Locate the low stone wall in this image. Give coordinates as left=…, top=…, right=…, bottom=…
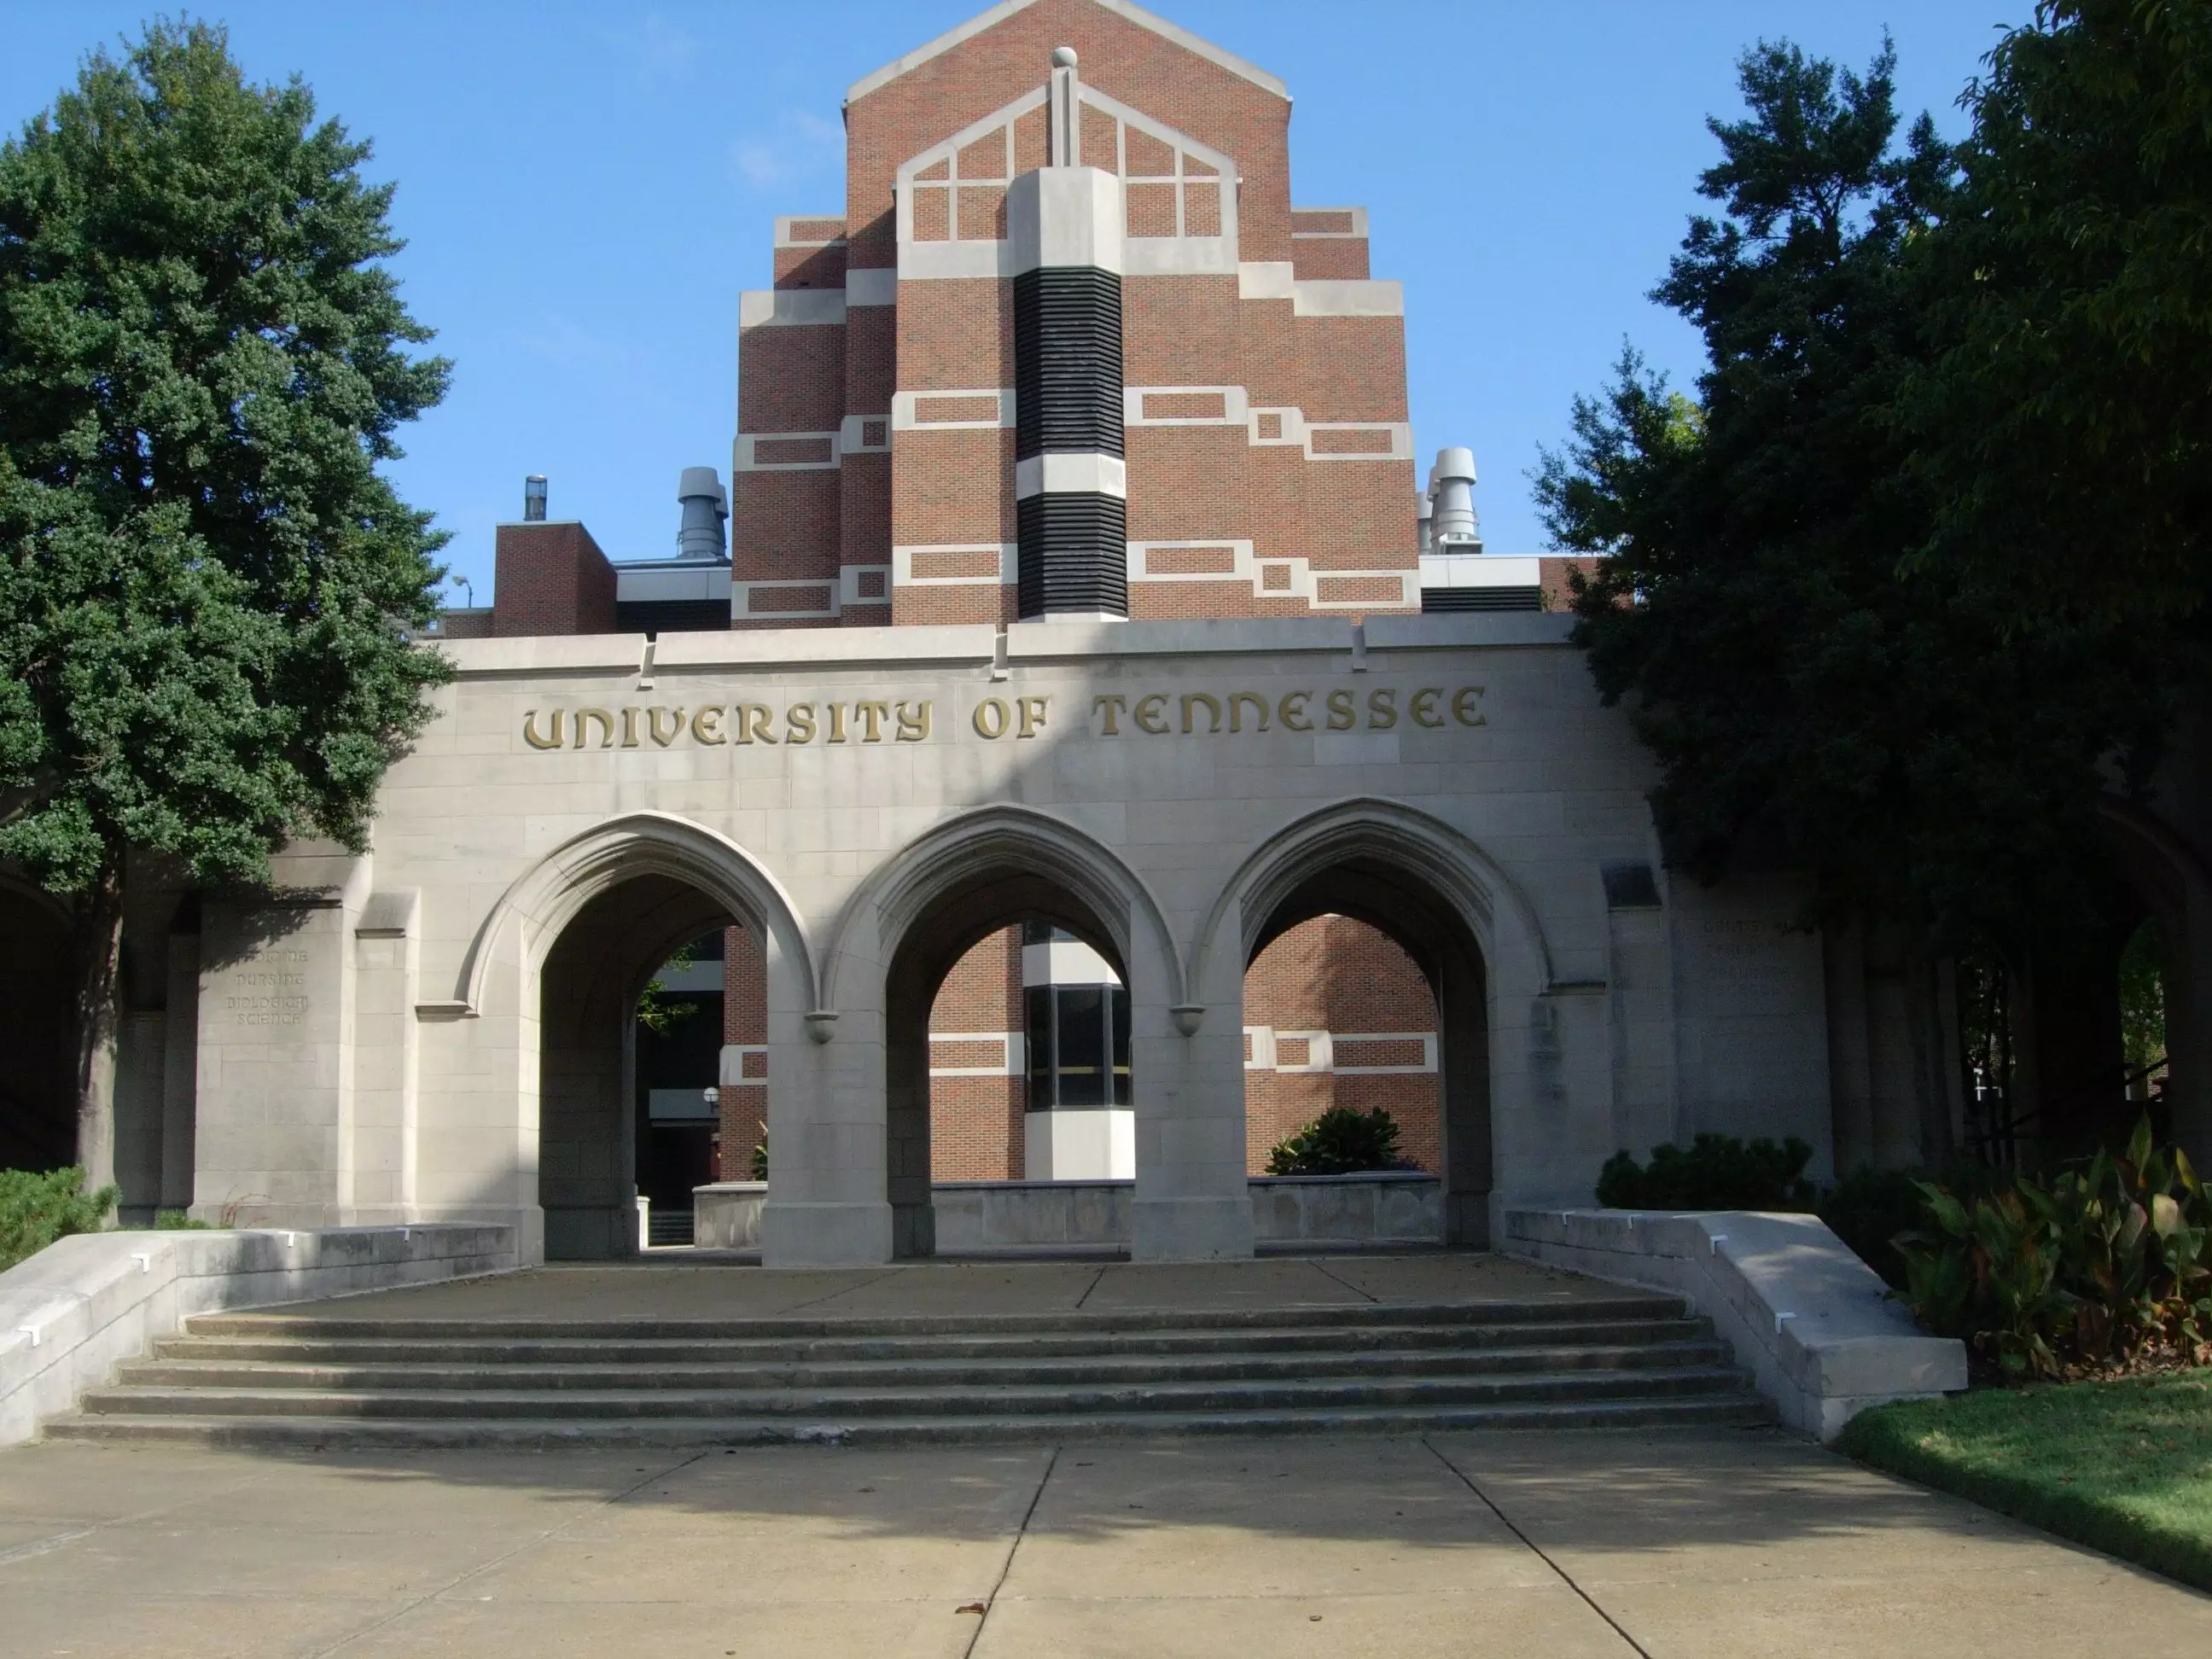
left=1504, top=1208, right=1967, bottom=1441
left=699, top=1174, right=1445, bottom=1254
left=0, top=1223, right=517, bottom=1447
left=692, top=1183, right=766, bottom=1249
left=1250, top=1173, right=1441, bottom=1245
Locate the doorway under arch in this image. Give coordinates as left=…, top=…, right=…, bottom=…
left=537, top=872, right=737, bottom=1258
left=883, top=870, right=1128, bottom=1258
left=1242, top=858, right=1492, bottom=1245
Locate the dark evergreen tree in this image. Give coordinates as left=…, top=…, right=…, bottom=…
left=1534, top=39, right=2162, bottom=957
left=0, top=21, right=452, bottom=1186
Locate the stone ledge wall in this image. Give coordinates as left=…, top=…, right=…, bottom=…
left=1503, top=1208, right=1966, bottom=1441
left=0, top=1224, right=517, bottom=1446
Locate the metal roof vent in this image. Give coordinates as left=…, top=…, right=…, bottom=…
left=522, top=474, right=547, bottom=522
left=676, top=466, right=729, bottom=561
left=1416, top=489, right=1434, bottom=556
left=1428, top=447, right=1481, bottom=552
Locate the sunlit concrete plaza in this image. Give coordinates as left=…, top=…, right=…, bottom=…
left=3, top=1259, right=2208, bottom=1657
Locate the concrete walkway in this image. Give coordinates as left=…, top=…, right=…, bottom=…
left=267, top=1253, right=1643, bottom=1322
left=2, top=1428, right=2206, bottom=1656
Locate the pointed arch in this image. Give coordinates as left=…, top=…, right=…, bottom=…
left=1190, top=796, right=1556, bottom=999
left=454, top=811, right=815, bottom=1015
left=820, top=802, right=1185, bottom=1015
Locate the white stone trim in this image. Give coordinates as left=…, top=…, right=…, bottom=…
left=1014, top=452, right=1126, bottom=500
left=734, top=431, right=841, bottom=472
left=1237, top=261, right=1296, bottom=301
left=1127, top=541, right=1417, bottom=611
left=847, top=267, right=896, bottom=306
left=839, top=565, right=892, bottom=609
left=1303, top=421, right=1413, bottom=462
left=839, top=413, right=892, bottom=455
left=738, top=288, right=847, bottom=329
left=1242, top=1027, right=1437, bottom=1075
left=847, top=0, right=1289, bottom=104
left=718, top=1044, right=768, bottom=1086
left=774, top=216, right=847, bottom=248
left=1421, top=554, right=1540, bottom=589
left=733, top=578, right=841, bottom=620
left=1292, top=279, right=1404, bottom=318
left=1248, top=405, right=1306, bottom=446
left=893, top=387, right=1016, bottom=431
left=1022, top=938, right=1122, bottom=987
left=928, top=1029, right=1027, bottom=1077
left=1291, top=207, right=1369, bottom=239
left=893, top=543, right=1016, bottom=588
left=1125, top=385, right=1250, bottom=426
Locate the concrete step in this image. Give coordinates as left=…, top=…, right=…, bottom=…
left=149, top=1315, right=1714, bottom=1367
left=77, top=1365, right=1753, bottom=1422
left=44, top=1391, right=1773, bottom=1449
left=178, top=1295, right=1689, bottom=1342
left=116, top=1339, right=1733, bottom=1394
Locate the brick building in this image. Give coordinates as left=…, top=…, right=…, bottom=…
left=445, top=0, right=1588, bottom=1206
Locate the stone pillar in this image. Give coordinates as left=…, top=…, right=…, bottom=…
left=1132, top=911, right=1252, bottom=1260
left=349, top=892, right=420, bottom=1226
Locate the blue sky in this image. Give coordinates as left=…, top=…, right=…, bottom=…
left=1, top=1, right=2031, bottom=601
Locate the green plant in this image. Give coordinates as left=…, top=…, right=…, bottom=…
left=749, top=1132, right=767, bottom=1182
left=1895, top=1115, right=2212, bottom=1378
left=0, top=1167, right=118, bottom=1271
left=635, top=942, right=700, bottom=1037
left=153, top=1210, right=211, bottom=1230
left=1595, top=1132, right=1818, bottom=1212
left=1265, top=1107, right=1407, bottom=1176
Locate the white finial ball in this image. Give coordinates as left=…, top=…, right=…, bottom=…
left=1051, top=46, right=1078, bottom=68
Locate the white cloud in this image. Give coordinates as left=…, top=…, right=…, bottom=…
left=731, top=109, right=845, bottom=191
left=598, top=11, right=700, bottom=82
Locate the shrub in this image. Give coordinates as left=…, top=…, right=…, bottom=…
left=1265, top=1106, right=1408, bottom=1175
left=154, top=1210, right=212, bottom=1230
left=1819, top=1167, right=1935, bottom=1289
left=1594, top=1132, right=1818, bottom=1212
left=1896, top=1115, right=2212, bottom=1379
left=749, top=1132, right=768, bottom=1182
left=0, top=1167, right=119, bottom=1272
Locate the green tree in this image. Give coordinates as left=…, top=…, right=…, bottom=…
left=1534, top=39, right=2161, bottom=957
left=1905, top=0, right=2212, bottom=632
left=0, top=20, right=452, bottom=1188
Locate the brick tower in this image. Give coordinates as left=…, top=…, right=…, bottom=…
left=731, top=0, right=1420, bottom=630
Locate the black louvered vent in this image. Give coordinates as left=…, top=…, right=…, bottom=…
left=1014, top=267, right=1124, bottom=459
left=1017, top=493, right=1128, bottom=617
left=1422, top=585, right=1543, bottom=614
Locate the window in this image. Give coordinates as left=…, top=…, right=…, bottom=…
left=1025, top=980, right=1132, bottom=1109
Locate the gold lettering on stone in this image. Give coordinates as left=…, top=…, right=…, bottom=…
left=1091, top=695, right=1127, bottom=735
left=690, top=705, right=725, bottom=745
left=1017, top=696, right=1050, bottom=738
left=1410, top=689, right=1445, bottom=729
left=856, top=701, right=891, bottom=742
left=1134, top=693, right=1169, bottom=734
left=522, top=709, right=564, bottom=749
left=895, top=701, right=933, bottom=742
left=735, top=704, right=777, bottom=744
left=649, top=706, right=686, bottom=746
left=1229, top=691, right=1269, bottom=733
left=1278, top=691, right=1312, bottom=732
left=1325, top=690, right=1356, bottom=730
left=973, top=697, right=1010, bottom=739
left=786, top=703, right=818, bottom=743
left=1181, top=693, right=1222, bottom=735
left=573, top=708, right=615, bottom=749
left=1366, top=689, right=1397, bottom=730
left=826, top=702, right=848, bottom=743
left=1452, top=687, right=1487, bottom=726
left=620, top=707, right=643, bottom=748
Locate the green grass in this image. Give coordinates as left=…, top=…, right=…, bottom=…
left=1839, top=1374, right=2212, bottom=1592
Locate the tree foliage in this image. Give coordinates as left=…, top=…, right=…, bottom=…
left=1906, top=0, right=2212, bottom=631
left=1534, top=36, right=2168, bottom=949
left=0, top=19, right=452, bottom=899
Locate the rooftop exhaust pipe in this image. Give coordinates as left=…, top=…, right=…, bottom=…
left=1428, top=447, right=1480, bottom=552
left=1416, top=490, right=1434, bottom=556
left=676, top=466, right=729, bottom=561
left=522, top=474, right=547, bottom=522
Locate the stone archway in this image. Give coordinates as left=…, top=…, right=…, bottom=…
left=1192, top=799, right=1556, bottom=1246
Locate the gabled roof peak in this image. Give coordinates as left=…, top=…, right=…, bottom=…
left=847, top=0, right=1289, bottom=106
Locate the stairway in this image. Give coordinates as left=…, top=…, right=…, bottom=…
left=44, top=1291, right=1769, bottom=1448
